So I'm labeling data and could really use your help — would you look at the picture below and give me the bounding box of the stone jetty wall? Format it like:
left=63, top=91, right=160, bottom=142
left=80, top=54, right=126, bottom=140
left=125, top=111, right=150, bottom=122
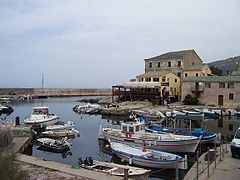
left=0, top=88, right=111, bottom=97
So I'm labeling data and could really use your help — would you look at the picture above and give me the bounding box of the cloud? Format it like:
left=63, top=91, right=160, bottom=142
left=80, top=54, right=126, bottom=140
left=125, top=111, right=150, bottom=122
left=0, top=0, right=240, bottom=87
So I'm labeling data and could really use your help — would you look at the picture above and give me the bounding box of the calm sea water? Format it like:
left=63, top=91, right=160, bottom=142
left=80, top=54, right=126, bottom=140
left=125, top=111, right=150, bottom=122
left=4, top=97, right=119, bottom=165
left=2, top=97, right=193, bottom=179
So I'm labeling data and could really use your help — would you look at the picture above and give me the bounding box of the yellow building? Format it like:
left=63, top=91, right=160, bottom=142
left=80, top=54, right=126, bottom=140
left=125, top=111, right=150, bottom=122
left=136, top=71, right=180, bottom=97
left=183, top=64, right=212, bottom=78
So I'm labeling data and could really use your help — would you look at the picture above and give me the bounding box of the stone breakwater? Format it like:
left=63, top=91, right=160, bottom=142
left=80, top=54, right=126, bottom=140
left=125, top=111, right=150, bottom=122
left=0, top=88, right=111, bottom=97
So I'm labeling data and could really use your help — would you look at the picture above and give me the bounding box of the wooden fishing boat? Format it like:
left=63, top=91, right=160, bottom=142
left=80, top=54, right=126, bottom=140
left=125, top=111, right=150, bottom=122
left=99, top=121, right=201, bottom=153
left=187, top=128, right=217, bottom=144
left=78, top=158, right=150, bottom=176
left=110, top=141, right=188, bottom=169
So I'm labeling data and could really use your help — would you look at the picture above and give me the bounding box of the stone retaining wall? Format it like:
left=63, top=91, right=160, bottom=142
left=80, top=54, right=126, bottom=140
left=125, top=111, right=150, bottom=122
left=0, top=88, right=111, bottom=97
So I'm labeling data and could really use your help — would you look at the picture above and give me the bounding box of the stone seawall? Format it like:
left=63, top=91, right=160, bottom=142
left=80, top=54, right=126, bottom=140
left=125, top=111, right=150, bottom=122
left=0, top=88, right=111, bottom=97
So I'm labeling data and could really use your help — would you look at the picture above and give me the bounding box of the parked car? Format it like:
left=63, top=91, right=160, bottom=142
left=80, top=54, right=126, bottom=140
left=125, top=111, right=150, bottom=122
left=230, top=127, right=240, bottom=158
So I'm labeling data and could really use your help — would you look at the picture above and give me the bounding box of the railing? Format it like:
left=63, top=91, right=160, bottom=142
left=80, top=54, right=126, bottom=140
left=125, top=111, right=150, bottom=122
left=187, top=140, right=228, bottom=180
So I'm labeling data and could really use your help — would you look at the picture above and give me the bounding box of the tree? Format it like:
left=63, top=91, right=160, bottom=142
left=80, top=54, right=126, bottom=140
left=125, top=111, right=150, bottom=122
left=183, top=94, right=199, bottom=105
left=210, top=66, right=223, bottom=76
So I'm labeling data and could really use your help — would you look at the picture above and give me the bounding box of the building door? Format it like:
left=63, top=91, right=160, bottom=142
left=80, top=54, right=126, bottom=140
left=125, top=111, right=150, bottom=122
left=218, top=95, right=224, bottom=106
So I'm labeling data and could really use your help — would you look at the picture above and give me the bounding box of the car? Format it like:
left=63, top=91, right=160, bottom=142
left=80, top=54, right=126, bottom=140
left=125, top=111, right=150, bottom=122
left=230, top=127, right=240, bottom=158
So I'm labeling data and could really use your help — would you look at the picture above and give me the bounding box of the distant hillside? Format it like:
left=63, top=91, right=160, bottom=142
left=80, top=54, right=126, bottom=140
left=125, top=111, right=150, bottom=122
left=208, top=56, right=240, bottom=75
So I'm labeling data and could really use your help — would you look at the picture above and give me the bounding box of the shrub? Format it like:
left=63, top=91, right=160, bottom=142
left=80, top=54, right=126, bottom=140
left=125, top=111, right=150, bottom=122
left=183, top=94, right=199, bottom=105
left=0, top=153, right=28, bottom=180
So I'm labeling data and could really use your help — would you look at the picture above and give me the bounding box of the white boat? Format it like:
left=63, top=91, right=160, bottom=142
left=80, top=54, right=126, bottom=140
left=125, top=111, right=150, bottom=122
left=46, top=121, right=74, bottom=131
left=37, top=137, right=71, bottom=153
left=182, top=109, right=204, bottom=116
left=73, top=103, right=101, bottom=114
left=78, top=158, right=150, bottom=177
left=42, top=128, right=80, bottom=138
left=99, top=121, right=201, bottom=153
left=110, top=141, right=188, bottom=170
left=0, top=104, right=14, bottom=114
left=24, top=107, right=59, bottom=128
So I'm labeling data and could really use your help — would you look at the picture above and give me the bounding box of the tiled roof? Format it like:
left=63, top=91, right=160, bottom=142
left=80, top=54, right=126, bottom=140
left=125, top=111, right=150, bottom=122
left=145, top=49, right=196, bottom=61
left=184, top=64, right=208, bottom=71
left=182, top=76, right=240, bottom=82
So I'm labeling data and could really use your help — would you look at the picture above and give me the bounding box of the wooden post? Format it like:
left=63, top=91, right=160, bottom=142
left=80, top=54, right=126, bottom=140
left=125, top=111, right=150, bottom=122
left=196, top=151, right=199, bottom=180
left=207, top=148, right=210, bottom=178
left=124, top=168, right=129, bottom=180
left=112, top=86, right=114, bottom=103
left=214, top=143, right=217, bottom=168
left=118, top=87, right=120, bottom=102
left=175, top=156, right=179, bottom=180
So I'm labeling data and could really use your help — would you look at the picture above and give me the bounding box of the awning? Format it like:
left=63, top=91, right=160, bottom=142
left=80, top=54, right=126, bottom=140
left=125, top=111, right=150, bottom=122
left=120, top=82, right=161, bottom=88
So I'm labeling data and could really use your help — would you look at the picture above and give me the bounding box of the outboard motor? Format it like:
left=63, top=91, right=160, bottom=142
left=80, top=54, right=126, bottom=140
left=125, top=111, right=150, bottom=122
left=78, top=157, right=83, bottom=165
left=89, top=157, right=93, bottom=166
left=84, top=157, right=88, bottom=165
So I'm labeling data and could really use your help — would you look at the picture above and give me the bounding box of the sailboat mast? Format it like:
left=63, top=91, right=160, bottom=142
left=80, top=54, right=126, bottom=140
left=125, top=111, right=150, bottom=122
left=42, top=73, right=44, bottom=89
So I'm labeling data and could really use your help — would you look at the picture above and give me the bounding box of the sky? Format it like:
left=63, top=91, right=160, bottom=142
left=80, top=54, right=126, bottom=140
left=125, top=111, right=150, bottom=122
left=0, top=0, right=240, bottom=88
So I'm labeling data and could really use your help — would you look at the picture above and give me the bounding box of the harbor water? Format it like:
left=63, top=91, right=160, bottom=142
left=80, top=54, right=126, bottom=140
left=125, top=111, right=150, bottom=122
left=2, top=96, right=240, bottom=179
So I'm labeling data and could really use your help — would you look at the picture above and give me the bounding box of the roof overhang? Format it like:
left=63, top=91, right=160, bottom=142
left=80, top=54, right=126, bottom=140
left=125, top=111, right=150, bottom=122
left=116, top=82, right=161, bottom=89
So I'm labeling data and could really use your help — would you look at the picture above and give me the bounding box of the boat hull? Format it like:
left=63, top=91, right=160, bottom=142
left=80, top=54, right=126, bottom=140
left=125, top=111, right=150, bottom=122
left=24, top=116, right=59, bottom=129
left=102, top=131, right=200, bottom=153
left=42, top=129, right=79, bottom=138
left=110, top=142, right=187, bottom=170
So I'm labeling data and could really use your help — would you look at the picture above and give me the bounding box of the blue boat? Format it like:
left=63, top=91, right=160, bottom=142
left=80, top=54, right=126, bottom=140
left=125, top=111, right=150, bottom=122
left=187, top=128, right=217, bottom=144
left=146, top=124, right=217, bottom=144
left=145, top=124, right=180, bottom=134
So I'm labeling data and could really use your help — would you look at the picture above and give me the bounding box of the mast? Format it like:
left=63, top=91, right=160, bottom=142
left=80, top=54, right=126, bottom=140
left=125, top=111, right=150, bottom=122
left=42, top=73, right=44, bottom=89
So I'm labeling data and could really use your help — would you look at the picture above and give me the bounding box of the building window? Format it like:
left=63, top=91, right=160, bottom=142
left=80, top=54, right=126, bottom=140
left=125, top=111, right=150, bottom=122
left=146, top=78, right=151, bottom=82
left=153, top=78, right=159, bottom=82
left=229, top=93, right=234, bottom=100
left=168, top=61, right=171, bottom=67
left=178, top=61, right=181, bottom=67
left=228, top=82, right=234, bottom=88
left=228, top=124, right=233, bottom=131
left=192, top=62, right=195, bottom=66
left=157, top=62, right=160, bottom=67
left=141, top=78, right=144, bottom=82
left=149, top=62, right=152, bottom=68
left=185, top=73, right=188, bottom=77
left=162, top=76, right=166, bottom=82
left=205, top=82, right=211, bottom=88
left=177, top=72, right=181, bottom=77
left=219, top=82, right=225, bottom=88
left=175, top=79, right=177, bottom=83
left=196, top=73, right=199, bottom=77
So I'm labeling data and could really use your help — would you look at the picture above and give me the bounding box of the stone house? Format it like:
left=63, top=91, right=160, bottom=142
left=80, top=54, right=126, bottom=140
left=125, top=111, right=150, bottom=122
left=144, top=49, right=212, bottom=78
left=181, top=76, right=240, bottom=107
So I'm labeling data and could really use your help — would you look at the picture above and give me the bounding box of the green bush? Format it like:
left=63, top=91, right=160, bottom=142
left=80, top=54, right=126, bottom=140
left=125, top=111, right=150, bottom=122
left=183, top=94, right=199, bottom=105
left=0, top=153, right=28, bottom=180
